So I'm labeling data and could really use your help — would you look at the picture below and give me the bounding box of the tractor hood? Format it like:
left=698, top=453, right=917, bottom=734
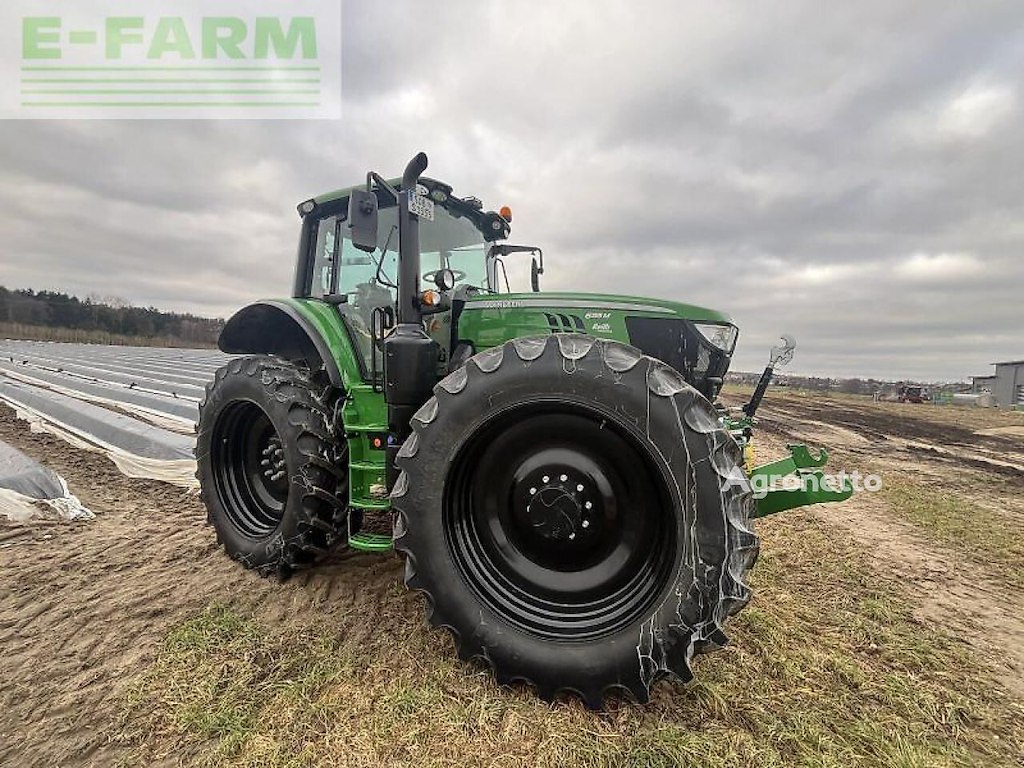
left=456, top=292, right=737, bottom=400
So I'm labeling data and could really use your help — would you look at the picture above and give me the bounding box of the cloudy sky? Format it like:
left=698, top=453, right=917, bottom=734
left=2, top=1, right=1022, bottom=380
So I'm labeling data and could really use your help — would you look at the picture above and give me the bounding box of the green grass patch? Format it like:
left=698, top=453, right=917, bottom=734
left=882, top=481, right=1024, bottom=589
left=118, top=518, right=1024, bottom=767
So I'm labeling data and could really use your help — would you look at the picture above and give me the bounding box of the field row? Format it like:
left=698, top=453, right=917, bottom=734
left=0, top=340, right=228, bottom=480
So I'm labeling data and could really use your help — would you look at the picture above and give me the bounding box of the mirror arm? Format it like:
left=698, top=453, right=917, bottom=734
left=367, top=172, right=399, bottom=203
left=492, top=244, right=545, bottom=272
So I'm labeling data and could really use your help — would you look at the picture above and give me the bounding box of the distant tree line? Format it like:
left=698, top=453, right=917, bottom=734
left=0, top=287, right=223, bottom=347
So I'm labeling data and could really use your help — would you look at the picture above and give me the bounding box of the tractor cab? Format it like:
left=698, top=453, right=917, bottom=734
left=293, top=176, right=539, bottom=377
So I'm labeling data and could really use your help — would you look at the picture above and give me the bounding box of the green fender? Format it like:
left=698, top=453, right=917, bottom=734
left=218, top=298, right=365, bottom=389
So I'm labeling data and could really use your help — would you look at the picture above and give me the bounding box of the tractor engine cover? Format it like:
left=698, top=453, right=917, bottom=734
left=454, top=292, right=737, bottom=401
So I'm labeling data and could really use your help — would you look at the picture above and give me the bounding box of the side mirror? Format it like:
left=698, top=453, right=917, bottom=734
left=347, top=189, right=378, bottom=253
left=531, top=256, right=543, bottom=292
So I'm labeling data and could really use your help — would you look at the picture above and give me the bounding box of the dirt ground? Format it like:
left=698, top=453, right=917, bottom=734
left=724, top=390, right=1024, bottom=695
left=0, top=407, right=403, bottom=767
left=1, top=392, right=1022, bottom=767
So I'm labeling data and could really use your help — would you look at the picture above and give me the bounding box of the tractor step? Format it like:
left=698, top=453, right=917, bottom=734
left=348, top=532, right=393, bottom=552
left=349, top=460, right=383, bottom=471
left=349, top=499, right=391, bottom=511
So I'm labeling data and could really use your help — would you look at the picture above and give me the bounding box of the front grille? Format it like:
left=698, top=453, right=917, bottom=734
left=624, top=317, right=730, bottom=400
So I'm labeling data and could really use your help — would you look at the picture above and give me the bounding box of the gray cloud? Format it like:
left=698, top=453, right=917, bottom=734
left=1, top=0, right=1022, bottom=380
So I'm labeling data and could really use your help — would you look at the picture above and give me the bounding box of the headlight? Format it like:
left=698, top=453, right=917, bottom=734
left=694, top=323, right=738, bottom=354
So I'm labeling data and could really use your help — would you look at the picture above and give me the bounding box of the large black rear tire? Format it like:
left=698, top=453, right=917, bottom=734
left=196, top=356, right=348, bottom=578
left=392, top=335, right=758, bottom=707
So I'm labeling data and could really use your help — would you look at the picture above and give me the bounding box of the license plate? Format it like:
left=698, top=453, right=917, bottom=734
left=409, top=191, right=434, bottom=221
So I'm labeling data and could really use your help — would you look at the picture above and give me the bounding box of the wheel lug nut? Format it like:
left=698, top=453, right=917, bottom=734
left=560, top=474, right=568, bottom=482
left=585, top=501, right=593, bottom=510
left=542, top=475, right=549, bottom=483
left=576, top=484, right=584, bottom=492
left=582, top=519, right=590, bottom=528
left=529, top=487, right=536, bottom=495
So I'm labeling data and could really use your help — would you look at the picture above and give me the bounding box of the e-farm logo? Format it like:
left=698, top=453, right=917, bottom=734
left=0, top=1, right=341, bottom=119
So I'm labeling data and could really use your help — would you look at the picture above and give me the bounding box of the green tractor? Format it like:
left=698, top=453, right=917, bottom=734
left=196, top=153, right=851, bottom=706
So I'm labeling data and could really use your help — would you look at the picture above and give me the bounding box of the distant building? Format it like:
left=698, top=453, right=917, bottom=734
left=971, top=374, right=996, bottom=393
left=971, top=361, right=1024, bottom=408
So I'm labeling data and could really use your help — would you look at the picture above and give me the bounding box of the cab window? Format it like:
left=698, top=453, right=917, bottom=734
left=311, top=216, right=339, bottom=299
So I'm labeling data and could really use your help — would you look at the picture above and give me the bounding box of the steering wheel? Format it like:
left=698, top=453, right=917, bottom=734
left=423, top=269, right=466, bottom=286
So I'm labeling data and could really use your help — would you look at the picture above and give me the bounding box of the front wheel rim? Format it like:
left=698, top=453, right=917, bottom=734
left=445, top=403, right=677, bottom=640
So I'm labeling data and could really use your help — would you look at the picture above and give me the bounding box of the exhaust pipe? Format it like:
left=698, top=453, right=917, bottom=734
left=397, top=152, right=429, bottom=324
left=385, top=152, right=439, bottom=488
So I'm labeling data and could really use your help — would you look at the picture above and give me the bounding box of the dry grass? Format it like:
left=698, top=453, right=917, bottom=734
left=0, top=321, right=217, bottom=348
left=118, top=514, right=1024, bottom=768
left=882, top=482, right=1024, bottom=590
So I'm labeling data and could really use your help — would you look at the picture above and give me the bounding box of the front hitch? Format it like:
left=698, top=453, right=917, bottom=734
left=748, top=444, right=854, bottom=518
left=723, top=334, right=854, bottom=518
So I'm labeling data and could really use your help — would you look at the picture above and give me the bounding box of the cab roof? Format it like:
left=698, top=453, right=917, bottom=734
left=302, top=176, right=509, bottom=241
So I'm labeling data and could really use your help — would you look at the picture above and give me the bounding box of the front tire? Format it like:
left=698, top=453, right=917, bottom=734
left=196, top=356, right=348, bottom=578
left=392, top=335, right=758, bottom=707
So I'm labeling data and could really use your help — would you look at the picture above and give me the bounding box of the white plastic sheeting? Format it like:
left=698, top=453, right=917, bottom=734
left=0, top=340, right=230, bottom=488
left=0, top=437, right=92, bottom=522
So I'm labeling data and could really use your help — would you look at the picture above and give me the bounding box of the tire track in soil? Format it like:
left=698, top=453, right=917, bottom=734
left=749, top=420, right=1024, bottom=701
left=758, top=397, right=1024, bottom=482
left=0, top=404, right=403, bottom=768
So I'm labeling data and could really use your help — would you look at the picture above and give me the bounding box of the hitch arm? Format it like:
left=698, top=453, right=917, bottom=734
left=751, top=443, right=829, bottom=477
left=743, top=364, right=774, bottom=417
left=744, top=334, right=796, bottom=417
left=748, top=443, right=854, bottom=518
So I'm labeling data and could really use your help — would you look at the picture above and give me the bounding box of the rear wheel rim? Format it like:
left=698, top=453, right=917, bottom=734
left=211, top=401, right=290, bottom=538
left=445, top=404, right=676, bottom=640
